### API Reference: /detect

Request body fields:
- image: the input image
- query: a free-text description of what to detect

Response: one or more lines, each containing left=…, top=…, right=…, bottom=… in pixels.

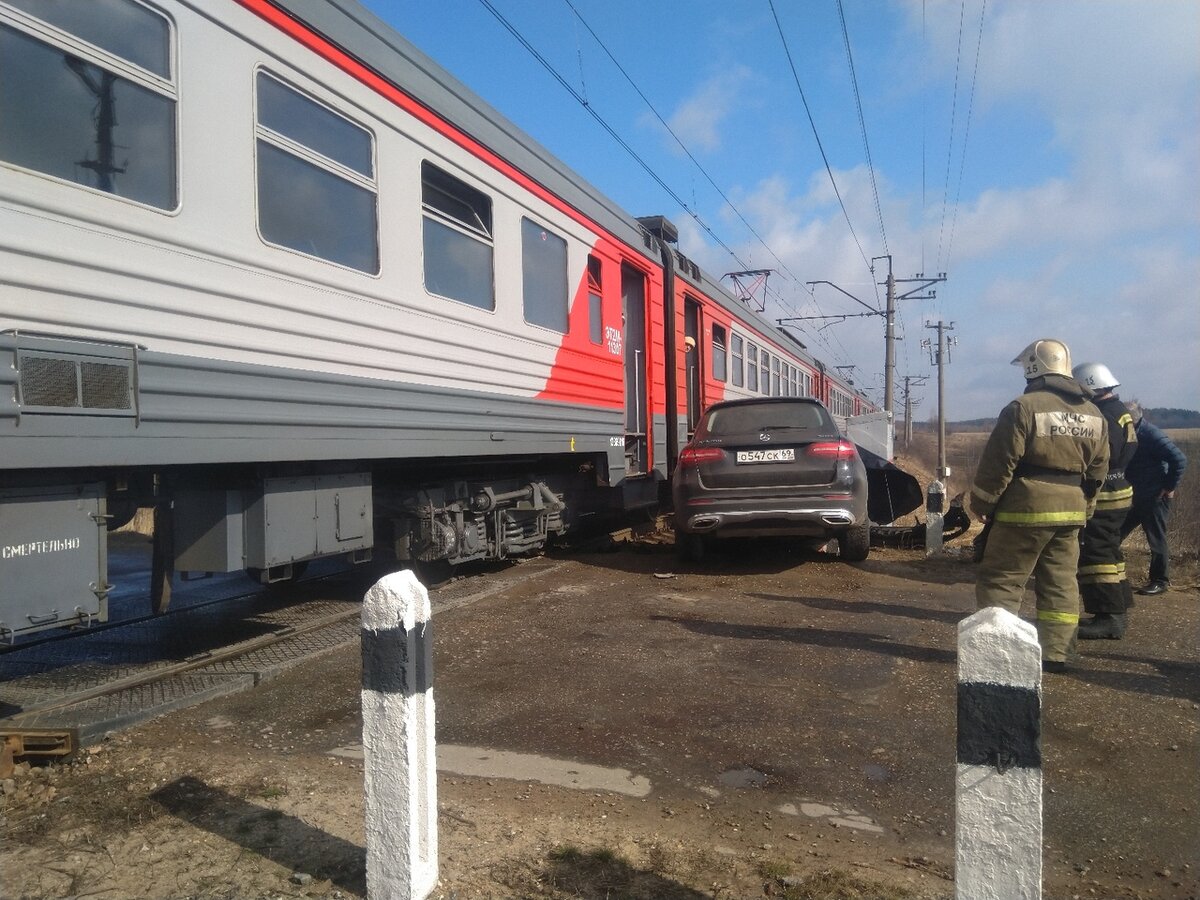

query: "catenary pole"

left=884, top=260, right=896, bottom=417
left=924, top=321, right=956, bottom=480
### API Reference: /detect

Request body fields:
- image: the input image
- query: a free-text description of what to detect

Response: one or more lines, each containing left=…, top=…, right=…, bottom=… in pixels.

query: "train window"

left=731, top=334, right=744, bottom=387
left=256, top=73, right=378, bottom=273
left=829, top=389, right=851, bottom=418
left=421, top=162, right=494, bottom=309
left=760, top=351, right=770, bottom=395
left=771, top=358, right=781, bottom=396
left=0, top=3, right=176, bottom=210
left=711, top=325, right=727, bottom=382
left=746, top=344, right=758, bottom=392
left=587, top=256, right=603, bottom=344
left=521, top=217, right=568, bottom=333
left=258, top=73, right=372, bottom=177
left=4, top=0, right=170, bottom=77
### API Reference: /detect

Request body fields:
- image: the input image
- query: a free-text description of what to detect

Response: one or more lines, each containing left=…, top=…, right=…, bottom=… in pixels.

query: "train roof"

left=272, top=0, right=850, bottom=389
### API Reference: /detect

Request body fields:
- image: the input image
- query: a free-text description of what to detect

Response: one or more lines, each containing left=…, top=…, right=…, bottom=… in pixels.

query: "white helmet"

left=1072, top=362, right=1119, bottom=391
left=1012, top=339, right=1072, bottom=380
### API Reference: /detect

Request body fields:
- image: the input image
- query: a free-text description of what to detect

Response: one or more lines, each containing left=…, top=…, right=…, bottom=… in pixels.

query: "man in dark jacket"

left=1120, top=403, right=1188, bottom=595
left=971, top=339, right=1108, bottom=672
left=1072, top=363, right=1137, bottom=639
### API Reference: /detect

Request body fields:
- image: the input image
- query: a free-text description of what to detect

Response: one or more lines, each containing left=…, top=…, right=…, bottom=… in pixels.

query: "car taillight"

left=679, top=446, right=725, bottom=467
left=807, top=440, right=856, bottom=460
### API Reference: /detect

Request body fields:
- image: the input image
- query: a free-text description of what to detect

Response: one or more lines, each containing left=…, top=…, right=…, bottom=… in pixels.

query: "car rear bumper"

left=682, top=506, right=859, bottom=534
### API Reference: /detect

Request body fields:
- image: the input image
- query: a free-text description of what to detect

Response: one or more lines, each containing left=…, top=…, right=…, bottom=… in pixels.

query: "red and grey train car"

left=0, top=0, right=877, bottom=639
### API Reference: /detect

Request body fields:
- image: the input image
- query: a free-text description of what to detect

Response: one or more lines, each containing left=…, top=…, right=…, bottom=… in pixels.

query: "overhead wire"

left=935, top=0, right=967, bottom=282
left=562, top=0, right=805, bottom=288
left=837, top=0, right=888, bottom=259
left=477, top=0, right=852, bottom=363
left=560, top=0, right=850, bottom=363
left=943, top=0, right=987, bottom=276
left=475, top=0, right=744, bottom=271
left=767, top=0, right=873, bottom=275
left=920, top=0, right=927, bottom=279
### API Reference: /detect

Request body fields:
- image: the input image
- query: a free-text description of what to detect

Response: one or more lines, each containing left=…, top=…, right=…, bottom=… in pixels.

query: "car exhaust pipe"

left=821, top=512, right=854, bottom=526
left=689, top=516, right=721, bottom=531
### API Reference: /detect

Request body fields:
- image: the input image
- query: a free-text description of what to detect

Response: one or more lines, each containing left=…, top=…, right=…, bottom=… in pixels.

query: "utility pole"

left=879, top=259, right=945, bottom=418
left=883, top=263, right=896, bottom=424
left=787, top=262, right=945, bottom=419
left=922, top=321, right=956, bottom=480
left=899, top=375, right=928, bottom=449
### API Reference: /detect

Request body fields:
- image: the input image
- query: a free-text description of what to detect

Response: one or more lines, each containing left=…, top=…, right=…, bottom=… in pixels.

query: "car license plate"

left=736, top=448, right=795, bottom=464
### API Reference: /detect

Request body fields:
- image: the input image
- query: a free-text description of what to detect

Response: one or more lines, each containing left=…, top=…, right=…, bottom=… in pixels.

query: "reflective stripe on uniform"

left=994, top=509, right=1085, bottom=525
left=1037, top=609, right=1079, bottom=625
left=1079, top=559, right=1126, bottom=583
left=1096, top=486, right=1133, bottom=502
left=1079, top=563, right=1122, bottom=576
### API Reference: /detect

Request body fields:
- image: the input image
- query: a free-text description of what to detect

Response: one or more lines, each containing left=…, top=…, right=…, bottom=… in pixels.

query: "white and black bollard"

left=925, top=478, right=946, bottom=555
left=956, top=607, right=1042, bottom=900
left=361, top=571, right=438, bottom=900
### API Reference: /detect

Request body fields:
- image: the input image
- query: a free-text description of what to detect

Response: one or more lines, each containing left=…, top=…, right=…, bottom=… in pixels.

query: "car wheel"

left=677, top=531, right=707, bottom=563
left=838, top=524, right=870, bottom=562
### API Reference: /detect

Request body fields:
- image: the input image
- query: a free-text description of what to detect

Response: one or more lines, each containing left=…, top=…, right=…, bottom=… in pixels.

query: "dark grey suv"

left=672, top=397, right=870, bottom=562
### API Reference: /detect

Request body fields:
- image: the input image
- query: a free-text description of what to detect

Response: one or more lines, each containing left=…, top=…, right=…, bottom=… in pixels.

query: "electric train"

left=0, top=0, right=886, bottom=639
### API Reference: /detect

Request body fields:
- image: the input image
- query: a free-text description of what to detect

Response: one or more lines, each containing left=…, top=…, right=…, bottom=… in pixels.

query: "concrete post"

left=361, top=571, right=438, bottom=899
left=956, top=607, right=1042, bottom=900
left=925, top=479, right=945, bottom=555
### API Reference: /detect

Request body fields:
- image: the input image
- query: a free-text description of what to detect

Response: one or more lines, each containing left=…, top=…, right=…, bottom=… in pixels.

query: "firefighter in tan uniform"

left=970, top=339, right=1109, bottom=672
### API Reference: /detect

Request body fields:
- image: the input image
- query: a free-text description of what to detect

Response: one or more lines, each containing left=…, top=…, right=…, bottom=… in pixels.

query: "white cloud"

left=671, top=2, right=1198, bottom=413
left=882, top=0, right=1200, bottom=412
left=659, top=65, right=754, bottom=153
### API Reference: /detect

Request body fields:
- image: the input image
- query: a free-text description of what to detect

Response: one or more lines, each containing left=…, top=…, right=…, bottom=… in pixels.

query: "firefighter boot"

left=1077, top=613, right=1128, bottom=640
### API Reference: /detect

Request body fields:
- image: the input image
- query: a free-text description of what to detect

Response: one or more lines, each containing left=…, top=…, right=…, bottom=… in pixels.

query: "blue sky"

left=361, top=0, right=1199, bottom=419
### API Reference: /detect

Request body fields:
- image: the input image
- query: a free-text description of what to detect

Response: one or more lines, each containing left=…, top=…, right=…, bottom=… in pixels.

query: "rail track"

left=0, top=555, right=568, bottom=776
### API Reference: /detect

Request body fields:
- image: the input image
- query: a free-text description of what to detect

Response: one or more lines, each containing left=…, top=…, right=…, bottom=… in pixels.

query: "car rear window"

left=701, top=401, right=832, bottom=436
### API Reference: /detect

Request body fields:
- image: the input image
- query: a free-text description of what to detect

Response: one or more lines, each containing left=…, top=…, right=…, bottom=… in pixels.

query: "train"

left=0, top=0, right=894, bottom=641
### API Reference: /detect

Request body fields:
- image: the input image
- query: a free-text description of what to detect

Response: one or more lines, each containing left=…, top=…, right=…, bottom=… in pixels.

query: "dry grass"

left=908, top=429, right=1198, bottom=565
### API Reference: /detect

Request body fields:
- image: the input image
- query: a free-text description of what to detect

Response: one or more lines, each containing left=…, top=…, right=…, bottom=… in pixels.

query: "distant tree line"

left=1139, top=408, right=1200, bottom=428
left=917, top=407, right=1199, bottom=433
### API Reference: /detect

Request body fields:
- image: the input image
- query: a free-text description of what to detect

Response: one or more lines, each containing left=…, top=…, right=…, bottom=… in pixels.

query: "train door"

left=621, top=264, right=649, bottom=475
left=684, top=298, right=703, bottom=437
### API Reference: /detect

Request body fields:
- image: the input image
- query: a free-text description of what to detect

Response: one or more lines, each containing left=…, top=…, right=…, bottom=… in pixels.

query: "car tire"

left=677, top=531, right=707, bottom=563
left=838, top=524, right=870, bottom=562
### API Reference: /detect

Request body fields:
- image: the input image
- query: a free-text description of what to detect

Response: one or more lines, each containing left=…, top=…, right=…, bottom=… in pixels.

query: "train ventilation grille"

left=19, top=352, right=133, bottom=412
